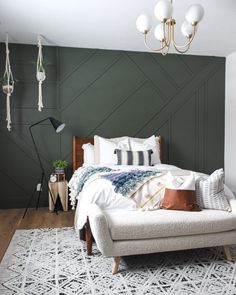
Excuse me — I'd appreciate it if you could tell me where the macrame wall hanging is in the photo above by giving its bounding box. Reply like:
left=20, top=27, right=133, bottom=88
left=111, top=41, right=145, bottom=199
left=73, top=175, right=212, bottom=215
left=2, top=34, right=14, bottom=132
left=36, top=35, right=46, bottom=111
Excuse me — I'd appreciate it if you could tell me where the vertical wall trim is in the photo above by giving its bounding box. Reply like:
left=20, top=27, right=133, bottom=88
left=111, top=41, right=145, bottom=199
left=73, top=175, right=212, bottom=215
left=195, top=89, right=199, bottom=171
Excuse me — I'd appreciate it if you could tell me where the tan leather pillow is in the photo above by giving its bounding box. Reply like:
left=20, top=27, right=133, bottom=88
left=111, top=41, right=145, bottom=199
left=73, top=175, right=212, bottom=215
left=161, top=188, right=201, bottom=211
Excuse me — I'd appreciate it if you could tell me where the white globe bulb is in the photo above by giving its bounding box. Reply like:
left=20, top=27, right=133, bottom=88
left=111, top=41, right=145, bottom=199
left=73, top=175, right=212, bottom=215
left=136, top=14, right=153, bottom=33
left=154, top=24, right=165, bottom=41
left=185, top=4, right=204, bottom=24
left=154, top=0, right=173, bottom=22
left=181, top=21, right=194, bottom=37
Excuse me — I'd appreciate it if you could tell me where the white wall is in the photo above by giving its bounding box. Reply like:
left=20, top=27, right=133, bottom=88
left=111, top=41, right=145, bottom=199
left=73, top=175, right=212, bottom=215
left=225, top=51, right=236, bottom=193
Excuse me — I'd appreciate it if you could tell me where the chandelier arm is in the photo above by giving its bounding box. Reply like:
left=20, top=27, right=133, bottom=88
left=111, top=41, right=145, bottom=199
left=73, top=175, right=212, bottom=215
left=161, top=22, right=171, bottom=55
left=167, top=22, right=172, bottom=46
left=161, top=40, right=170, bottom=56
left=173, top=43, right=191, bottom=54
left=163, top=22, right=170, bottom=47
left=171, top=24, right=196, bottom=49
left=144, top=33, right=167, bottom=52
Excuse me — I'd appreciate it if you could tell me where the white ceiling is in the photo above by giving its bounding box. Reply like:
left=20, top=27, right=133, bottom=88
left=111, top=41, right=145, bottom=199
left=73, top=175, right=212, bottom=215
left=0, top=0, right=236, bottom=57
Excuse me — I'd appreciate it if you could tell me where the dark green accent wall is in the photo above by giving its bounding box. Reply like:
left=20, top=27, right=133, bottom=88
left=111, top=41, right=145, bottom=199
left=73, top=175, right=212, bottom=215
left=0, top=43, right=225, bottom=208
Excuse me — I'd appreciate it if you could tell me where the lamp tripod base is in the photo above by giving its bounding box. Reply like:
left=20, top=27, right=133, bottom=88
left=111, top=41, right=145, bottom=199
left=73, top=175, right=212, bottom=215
left=22, top=172, right=58, bottom=219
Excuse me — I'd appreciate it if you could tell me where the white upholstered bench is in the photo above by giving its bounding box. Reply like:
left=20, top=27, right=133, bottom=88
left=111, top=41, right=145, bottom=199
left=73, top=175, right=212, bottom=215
left=87, top=195, right=236, bottom=274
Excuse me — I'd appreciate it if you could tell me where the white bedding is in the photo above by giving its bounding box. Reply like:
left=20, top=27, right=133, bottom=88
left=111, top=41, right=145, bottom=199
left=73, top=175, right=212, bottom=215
left=70, top=164, right=207, bottom=230
left=69, top=164, right=235, bottom=230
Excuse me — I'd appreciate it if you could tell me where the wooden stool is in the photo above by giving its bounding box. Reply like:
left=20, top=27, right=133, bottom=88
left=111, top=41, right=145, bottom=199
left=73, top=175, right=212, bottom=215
left=48, top=180, right=68, bottom=211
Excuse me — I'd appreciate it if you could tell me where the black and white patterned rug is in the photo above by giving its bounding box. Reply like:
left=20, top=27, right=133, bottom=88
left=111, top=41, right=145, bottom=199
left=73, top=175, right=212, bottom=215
left=0, top=227, right=236, bottom=295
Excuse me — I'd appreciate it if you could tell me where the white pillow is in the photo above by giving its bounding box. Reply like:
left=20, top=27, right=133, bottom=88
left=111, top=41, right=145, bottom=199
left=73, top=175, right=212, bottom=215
left=94, top=135, right=130, bottom=165
left=166, top=172, right=195, bottom=190
left=195, top=168, right=231, bottom=211
left=82, top=143, right=95, bottom=165
left=128, top=135, right=161, bottom=165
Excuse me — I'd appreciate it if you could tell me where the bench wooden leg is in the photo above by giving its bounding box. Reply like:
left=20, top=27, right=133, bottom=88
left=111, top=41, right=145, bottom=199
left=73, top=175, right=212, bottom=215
left=223, top=245, right=233, bottom=262
left=112, top=257, right=121, bottom=274
left=86, top=219, right=92, bottom=256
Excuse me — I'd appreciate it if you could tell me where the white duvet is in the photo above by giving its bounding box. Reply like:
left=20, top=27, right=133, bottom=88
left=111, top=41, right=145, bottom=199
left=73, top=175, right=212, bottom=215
left=69, top=164, right=212, bottom=230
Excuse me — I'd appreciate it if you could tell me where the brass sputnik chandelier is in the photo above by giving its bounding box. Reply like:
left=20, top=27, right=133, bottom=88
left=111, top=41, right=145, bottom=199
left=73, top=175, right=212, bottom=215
left=136, top=0, right=204, bottom=55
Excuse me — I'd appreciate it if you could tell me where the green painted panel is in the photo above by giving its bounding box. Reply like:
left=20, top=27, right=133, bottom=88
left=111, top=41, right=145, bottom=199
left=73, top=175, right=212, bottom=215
left=59, top=47, right=95, bottom=82
left=60, top=54, right=145, bottom=139
left=0, top=43, right=225, bottom=208
left=151, top=53, right=192, bottom=88
left=178, top=55, right=212, bottom=74
left=126, top=51, right=177, bottom=99
left=205, top=64, right=225, bottom=174
left=196, top=83, right=207, bottom=172
left=91, top=81, right=164, bottom=137
left=170, top=94, right=196, bottom=170
left=157, top=120, right=170, bottom=164
left=59, top=50, right=122, bottom=110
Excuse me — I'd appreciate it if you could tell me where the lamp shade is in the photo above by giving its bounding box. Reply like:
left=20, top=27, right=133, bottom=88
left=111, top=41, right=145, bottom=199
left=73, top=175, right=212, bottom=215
left=154, top=0, right=173, bottom=22
left=49, top=117, right=65, bottom=133
left=181, top=21, right=195, bottom=38
left=136, top=14, right=153, bottom=33
left=154, top=24, right=165, bottom=41
left=185, top=4, right=204, bottom=24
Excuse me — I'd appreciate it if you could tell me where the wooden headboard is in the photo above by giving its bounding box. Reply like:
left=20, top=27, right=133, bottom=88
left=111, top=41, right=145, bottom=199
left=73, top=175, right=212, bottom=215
left=72, top=137, right=94, bottom=172
left=72, top=136, right=163, bottom=172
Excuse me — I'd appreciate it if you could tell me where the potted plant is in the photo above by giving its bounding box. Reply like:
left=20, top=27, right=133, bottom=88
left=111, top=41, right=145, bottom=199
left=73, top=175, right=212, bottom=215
left=1, top=73, right=14, bottom=95
left=36, top=62, right=46, bottom=82
left=53, top=160, right=68, bottom=174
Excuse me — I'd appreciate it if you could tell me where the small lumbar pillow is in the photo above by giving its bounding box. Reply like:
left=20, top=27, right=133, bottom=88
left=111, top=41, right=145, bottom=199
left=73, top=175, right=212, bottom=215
left=161, top=172, right=201, bottom=211
left=115, top=149, right=153, bottom=166
left=195, top=168, right=231, bottom=211
left=128, top=135, right=161, bottom=165
left=82, top=143, right=95, bottom=165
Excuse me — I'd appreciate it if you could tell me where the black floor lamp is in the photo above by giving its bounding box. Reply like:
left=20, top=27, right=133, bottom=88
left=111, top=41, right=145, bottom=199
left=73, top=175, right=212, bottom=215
left=22, top=117, right=65, bottom=218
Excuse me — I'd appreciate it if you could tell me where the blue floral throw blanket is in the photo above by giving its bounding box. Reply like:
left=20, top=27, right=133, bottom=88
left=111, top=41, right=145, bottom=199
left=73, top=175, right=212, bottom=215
left=101, top=170, right=158, bottom=196
left=68, top=166, right=165, bottom=210
left=76, top=166, right=113, bottom=193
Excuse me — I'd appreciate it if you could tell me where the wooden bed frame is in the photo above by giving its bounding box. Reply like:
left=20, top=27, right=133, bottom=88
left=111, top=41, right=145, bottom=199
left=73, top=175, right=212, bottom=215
left=72, top=135, right=163, bottom=255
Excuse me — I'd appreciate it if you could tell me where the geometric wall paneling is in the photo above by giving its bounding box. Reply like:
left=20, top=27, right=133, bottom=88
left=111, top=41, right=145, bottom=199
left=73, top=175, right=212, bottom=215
left=0, top=43, right=225, bottom=208
left=60, top=53, right=146, bottom=135
left=58, top=47, right=96, bottom=82
left=150, top=54, right=193, bottom=88
left=125, top=52, right=178, bottom=100
left=0, top=129, right=43, bottom=208
left=0, top=170, right=31, bottom=208
left=87, top=81, right=164, bottom=138
left=170, top=93, right=196, bottom=170
left=204, top=64, right=225, bottom=174
left=135, top=58, right=224, bottom=138
left=178, top=55, right=212, bottom=75
left=59, top=50, right=123, bottom=110
left=196, top=83, right=206, bottom=173
left=157, top=120, right=170, bottom=164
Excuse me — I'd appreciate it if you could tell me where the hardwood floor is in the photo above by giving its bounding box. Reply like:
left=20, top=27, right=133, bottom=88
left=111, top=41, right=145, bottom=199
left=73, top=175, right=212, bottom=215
left=0, top=208, right=74, bottom=263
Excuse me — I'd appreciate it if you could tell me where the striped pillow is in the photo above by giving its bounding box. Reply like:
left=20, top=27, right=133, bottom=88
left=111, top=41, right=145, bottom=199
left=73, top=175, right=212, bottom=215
left=195, top=169, right=231, bottom=211
left=115, top=149, right=153, bottom=166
